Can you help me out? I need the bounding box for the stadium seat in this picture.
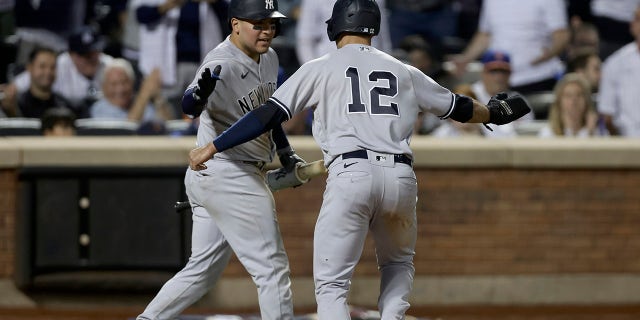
[0,117,41,136]
[514,120,548,136]
[75,118,138,136]
[523,91,555,120]
[165,119,191,133]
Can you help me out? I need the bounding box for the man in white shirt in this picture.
[591,0,640,59]
[452,0,569,94]
[598,6,640,136]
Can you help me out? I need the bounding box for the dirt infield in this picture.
[2,305,640,320]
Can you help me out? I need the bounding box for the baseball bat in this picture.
[266,159,327,191]
[295,159,327,181]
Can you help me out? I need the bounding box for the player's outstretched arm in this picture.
[189,101,289,171]
[457,92,531,128]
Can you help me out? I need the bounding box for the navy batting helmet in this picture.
[228,0,286,36]
[228,0,286,22]
[326,0,381,42]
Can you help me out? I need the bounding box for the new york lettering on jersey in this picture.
[238,81,277,114]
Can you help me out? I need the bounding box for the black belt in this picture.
[341,150,412,166]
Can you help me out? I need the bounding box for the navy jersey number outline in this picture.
[345,66,399,116]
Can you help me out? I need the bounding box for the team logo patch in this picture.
[265,0,274,9]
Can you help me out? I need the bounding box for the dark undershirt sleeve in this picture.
[212,101,289,152]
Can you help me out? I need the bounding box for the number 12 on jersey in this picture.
[346,67,399,116]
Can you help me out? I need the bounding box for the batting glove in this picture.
[193,65,222,103]
[278,147,306,172]
[484,92,531,130]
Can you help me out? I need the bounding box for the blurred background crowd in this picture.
[0,0,639,138]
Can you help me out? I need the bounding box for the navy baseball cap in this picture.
[481,50,511,71]
[68,27,105,55]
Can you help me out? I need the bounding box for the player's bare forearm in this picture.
[189,142,217,171]
[466,100,490,123]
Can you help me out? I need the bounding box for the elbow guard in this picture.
[181,87,205,118]
[448,94,474,123]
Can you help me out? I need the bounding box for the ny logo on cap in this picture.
[265,0,274,9]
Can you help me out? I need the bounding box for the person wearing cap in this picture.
[10,26,114,117]
[136,1,295,319]
[134,0,229,118]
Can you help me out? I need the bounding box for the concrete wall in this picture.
[1,137,640,309]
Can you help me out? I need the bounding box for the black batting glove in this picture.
[278,147,306,172]
[192,65,222,103]
[484,92,531,130]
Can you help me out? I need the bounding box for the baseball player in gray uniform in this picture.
[137,0,302,319]
[188,0,531,318]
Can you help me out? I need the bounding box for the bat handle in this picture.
[174,201,191,212]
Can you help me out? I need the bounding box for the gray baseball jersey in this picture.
[194,38,279,163]
[271,44,454,164]
[137,36,293,320]
[268,44,455,318]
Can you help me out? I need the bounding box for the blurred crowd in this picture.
[0,0,639,138]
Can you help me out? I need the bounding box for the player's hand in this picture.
[485,92,531,125]
[193,65,221,103]
[189,142,217,171]
[278,148,306,172]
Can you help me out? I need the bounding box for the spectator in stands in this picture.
[41,106,76,136]
[566,22,600,61]
[398,35,454,88]
[121,0,142,70]
[539,73,602,138]
[452,0,570,94]
[567,0,593,27]
[269,0,302,80]
[295,0,391,64]
[567,50,602,93]
[598,5,640,136]
[95,0,128,59]
[451,50,524,137]
[0,0,15,84]
[11,26,115,117]
[90,58,172,127]
[13,0,89,65]
[2,47,75,118]
[455,0,483,45]
[0,82,16,118]
[0,0,13,38]
[135,0,228,117]
[16,47,74,118]
[591,0,640,60]
[386,0,459,51]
